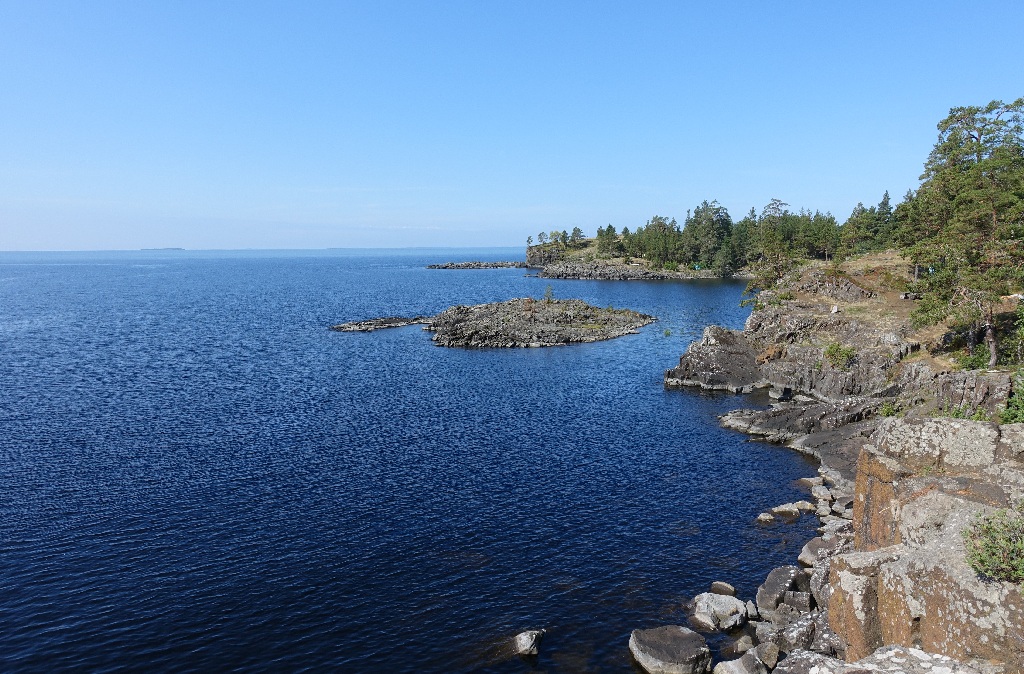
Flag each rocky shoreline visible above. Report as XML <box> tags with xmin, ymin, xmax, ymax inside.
<box><xmin>331</xmin><ymin>298</ymin><xmax>655</xmax><ymax>348</ymax></box>
<box><xmin>635</xmin><ymin>256</ymin><xmax>1023</xmax><ymax>673</ymax></box>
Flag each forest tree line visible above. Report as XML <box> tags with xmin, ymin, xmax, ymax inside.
<box><xmin>529</xmin><ymin>98</ymin><xmax>1024</xmax><ymax>367</ymax></box>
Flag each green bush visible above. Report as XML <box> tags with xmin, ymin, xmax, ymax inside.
<box><xmin>964</xmin><ymin>506</ymin><xmax>1024</xmax><ymax>583</ymax></box>
<box><xmin>955</xmin><ymin>347</ymin><xmax>991</xmax><ymax>370</ymax></box>
<box><xmin>824</xmin><ymin>342</ymin><xmax>857</xmax><ymax>369</ymax></box>
<box><xmin>879</xmin><ymin>400</ymin><xmax>899</xmax><ymax>417</ymax></box>
<box><xmin>1002</xmin><ymin>371</ymin><xmax>1024</xmax><ymax>424</ymax></box>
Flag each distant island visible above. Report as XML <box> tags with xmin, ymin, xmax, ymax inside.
<box><xmin>331</xmin><ymin>298</ymin><xmax>655</xmax><ymax>347</ymax></box>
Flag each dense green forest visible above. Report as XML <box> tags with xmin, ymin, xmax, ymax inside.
<box><xmin>530</xmin><ymin>98</ymin><xmax>1024</xmax><ymax>367</ymax></box>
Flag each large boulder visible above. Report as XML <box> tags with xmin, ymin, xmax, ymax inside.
<box><xmin>629</xmin><ymin>625</ymin><xmax>712</xmax><ymax>674</ymax></box>
<box><xmin>692</xmin><ymin>592</ymin><xmax>748</xmax><ymax>631</ymax></box>
<box><xmin>755</xmin><ymin>566</ymin><xmax>806</xmax><ymax>615</ymax></box>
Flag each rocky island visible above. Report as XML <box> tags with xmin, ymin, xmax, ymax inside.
<box><xmin>331</xmin><ymin>298</ymin><xmax>655</xmax><ymax>347</ymax></box>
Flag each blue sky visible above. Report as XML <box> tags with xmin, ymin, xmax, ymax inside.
<box><xmin>1</xmin><ymin>1</ymin><xmax>1021</xmax><ymax>250</ymax></box>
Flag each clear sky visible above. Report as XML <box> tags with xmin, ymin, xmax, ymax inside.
<box><xmin>1</xmin><ymin>1</ymin><xmax>1021</xmax><ymax>251</ymax></box>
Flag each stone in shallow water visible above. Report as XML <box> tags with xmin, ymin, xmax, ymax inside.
<box><xmin>629</xmin><ymin>625</ymin><xmax>712</xmax><ymax>674</ymax></box>
<box><xmin>513</xmin><ymin>629</ymin><xmax>544</xmax><ymax>656</ymax></box>
<box><xmin>692</xmin><ymin>592</ymin><xmax>748</xmax><ymax>631</ymax></box>
<box><xmin>771</xmin><ymin>503</ymin><xmax>801</xmax><ymax>519</ymax></box>
<box><xmin>710</xmin><ymin>581</ymin><xmax>736</xmax><ymax>596</ymax></box>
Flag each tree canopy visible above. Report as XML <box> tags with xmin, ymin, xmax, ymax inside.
<box><xmin>900</xmin><ymin>98</ymin><xmax>1024</xmax><ymax>365</ymax></box>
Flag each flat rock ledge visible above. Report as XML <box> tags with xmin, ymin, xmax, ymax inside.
<box><xmin>629</xmin><ymin>625</ymin><xmax>712</xmax><ymax>674</ymax></box>
<box><xmin>427</xmin><ymin>261</ymin><xmax>527</xmax><ymax>269</ymax></box>
<box><xmin>428</xmin><ymin>298</ymin><xmax>655</xmax><ymax>347</ymax></box>
<box><xmin>329</xmin><ymin>316</ymin><xmax>430</xmax><ymax>332</ymax></box>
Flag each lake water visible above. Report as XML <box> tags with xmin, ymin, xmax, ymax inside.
<box><xmin>0</xmin><ymin>248</ymin><xmax>818</xmax><ymax>672</ymax></box>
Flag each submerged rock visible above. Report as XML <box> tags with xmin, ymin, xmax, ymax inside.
<box><xmin>329</xmin><ymin>315</ymin><xmax>430</xmax><ymax>332</ymax></box>
<box><xmin>513</xmin><ymin>629</ymin><xmax>545</xmax><ymax>656</ymax></box>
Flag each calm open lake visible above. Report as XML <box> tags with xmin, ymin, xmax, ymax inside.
<box><xmin>0</xmin><ymin>248</ymin><xmax>817</xmax><ymax>672</ymax></box>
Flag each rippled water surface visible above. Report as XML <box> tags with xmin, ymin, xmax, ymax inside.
<box><xmin>0</xmin><ymin>249</ymin><xmax>818</xmax><ymax>672</ymax></box>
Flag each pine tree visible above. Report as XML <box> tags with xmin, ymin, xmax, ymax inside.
<box><xmin>903</xmin><ymin>98</ymin><xmax>1024</xmax><ymax>366</ymax></box>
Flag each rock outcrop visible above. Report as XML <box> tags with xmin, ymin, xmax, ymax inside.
<box><xmin>426</xmin><ymin>298</ymin><xmax>655</xmax><ymax>348</ymax></box>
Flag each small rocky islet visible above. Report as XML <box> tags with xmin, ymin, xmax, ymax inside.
<box><xmin>330</xmin><ymin>298</ymin><xmax>655</xmax><ymax>347</ymax></box>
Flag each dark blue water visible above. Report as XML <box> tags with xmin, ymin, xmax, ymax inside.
<box><xmin>0</xmin><ymin>249</ymin><xmax>817</xmax><ymax>672</ymax></box>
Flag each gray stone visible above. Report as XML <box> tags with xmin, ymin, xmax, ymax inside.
<box><xmin>782</xmin><ymin>590</ymin><xmax>813</xmax><ymax>613</ymax></box>
<box><xmin>849</xmin><ymin>645</ymin><xmax>984</xmax><ymax>673</ymax></box>
<box><xmin>772</xmin><ymin>649</ymin><xmax>845</xmax><ymax>674</ymax></box>
<box><xmin>688</xmin><ymin>612</ymin><xmax>718</xmax><ymax>633</ymax></box>
<box><xmin>693</xmin><ymin>592</ymin><xmax>747</xmax><ymax>631</ymax></box>
<box><xmin>754</xmin><ymin>643</ymin><xmax>780</xmax><ymax>669</ymax></box>
<box><xmin>755</xmin><ymin>512</ymin><xmax>774</xmax><ymax>524</ymax></box>
<box><xmin>712</xmin><ymin>651</ymin><xmax>768</xmax><ymax>674</ymax></box>
<box><xmin>744</xmin><ymin>600</ymin><xmax>759</xmax><ymax>620</ymax></box>
<box><xmin>797</xmin><ymin>476</ymin><xmax>825</xmax><ymax>488</ymax></box>
<box><xmin>797</xmin><ymin>537</ymin><xmax>826</xmax><ymax>567</ymax></box>
<box><xmin>809</xmin><ymin>559</ymin><xmax>832</xmax><ymax>611</ymax></box>
<box><xmin>710</xmin><ymin>581</ymin><xmax>736</xmax><ymax>596</ymax></box>
<box><xmin>756</xmin><ymin>566</ymin><xmax>803</xmax><ymax>614</ymax></box>
<box><xmin>809</xmin><ymin>612</ymin><xmax>843</xmax><ymax>658</ymax></box>
<box><xmin>754</xmin><ymin>620</ymin><xmax>779</xmax><ymax>647</ymax></box>
<box><xmin>771</xmin><ymin>503</ymin><xmax>801</xmax><ymax>519</ymax></box>
<box><xmin>778</xmin><ymin>613</ymin><xmax>816</xmax><ymax>654</ymax></box>
<box><xmin>811</xmin><ymin>485</ymin><xmax>833</xmax><ymax>501</ymax></box>
<box><xmin>628</xmin><ymin>625</ymin><xmax>712</xmax><ymax>674</ymax></box>
<box><xmin>513</xmin><ymin>629</ymin><xmax>544</xmax><ymax>656</ymax></box>
<box><xmin>794</xmin><ymin>500</ymin><xmax>816</xmax><ymax>512</ymax></box>
<box><xmin>768</xmin><ymin>603</ymin><xmax>804</xmax><ymax>628</ymax></box>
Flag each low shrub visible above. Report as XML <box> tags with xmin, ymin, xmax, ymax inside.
<box><xmin>1002</xmin><ymin>371</ymin><xmax>1024</xmax><ymax>424</ymax></box>
<box><xmin>824</xmin><ymin>342</ymin><xmax>857</xmax><ymax>369</ymax></box>
<box><xmin>963</xmin><ymin>505</ymin><xmax>1024</xmax><ymax>584</ymax></box>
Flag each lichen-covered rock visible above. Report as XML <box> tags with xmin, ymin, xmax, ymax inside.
<box><xmin>692</xmin><ymin>593</ymin><xmax>748</xmax><ymax>631</ymax></box>
<box><xmin>849</xmin><ymin>645</ymin><xmax>984</xmax><ymax>673</ymax></box>
<box><xmin>628</xmin><ymin>625</ymin><xmax>712</xmax><ymax>674</ymax></box>
<box><xmin>756</xmin><ymin>566</ymin><xmax>806</xmax><ymax>615</ymax></box>
<box><xmin>772</xmin><ymin>649</ymin><xmax>845</xmax><ymax>674</ymax></box>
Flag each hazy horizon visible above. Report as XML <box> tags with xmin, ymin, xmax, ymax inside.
<box><xmin>3</xmin><ymin>1</ymin><xmax>1021</xmax><ymax>251</ymax></box>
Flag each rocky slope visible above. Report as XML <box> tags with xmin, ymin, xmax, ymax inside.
<box><xmin>645</xmin><ymin>255</ymin><xmax>1024</xmax><ymax>674</ymax></box>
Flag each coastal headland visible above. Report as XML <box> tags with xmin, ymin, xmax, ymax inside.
<box><xmin>653</xmin><ymin>252</ymin><xmax>1023</xmax><ymax>674</ymax></box>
